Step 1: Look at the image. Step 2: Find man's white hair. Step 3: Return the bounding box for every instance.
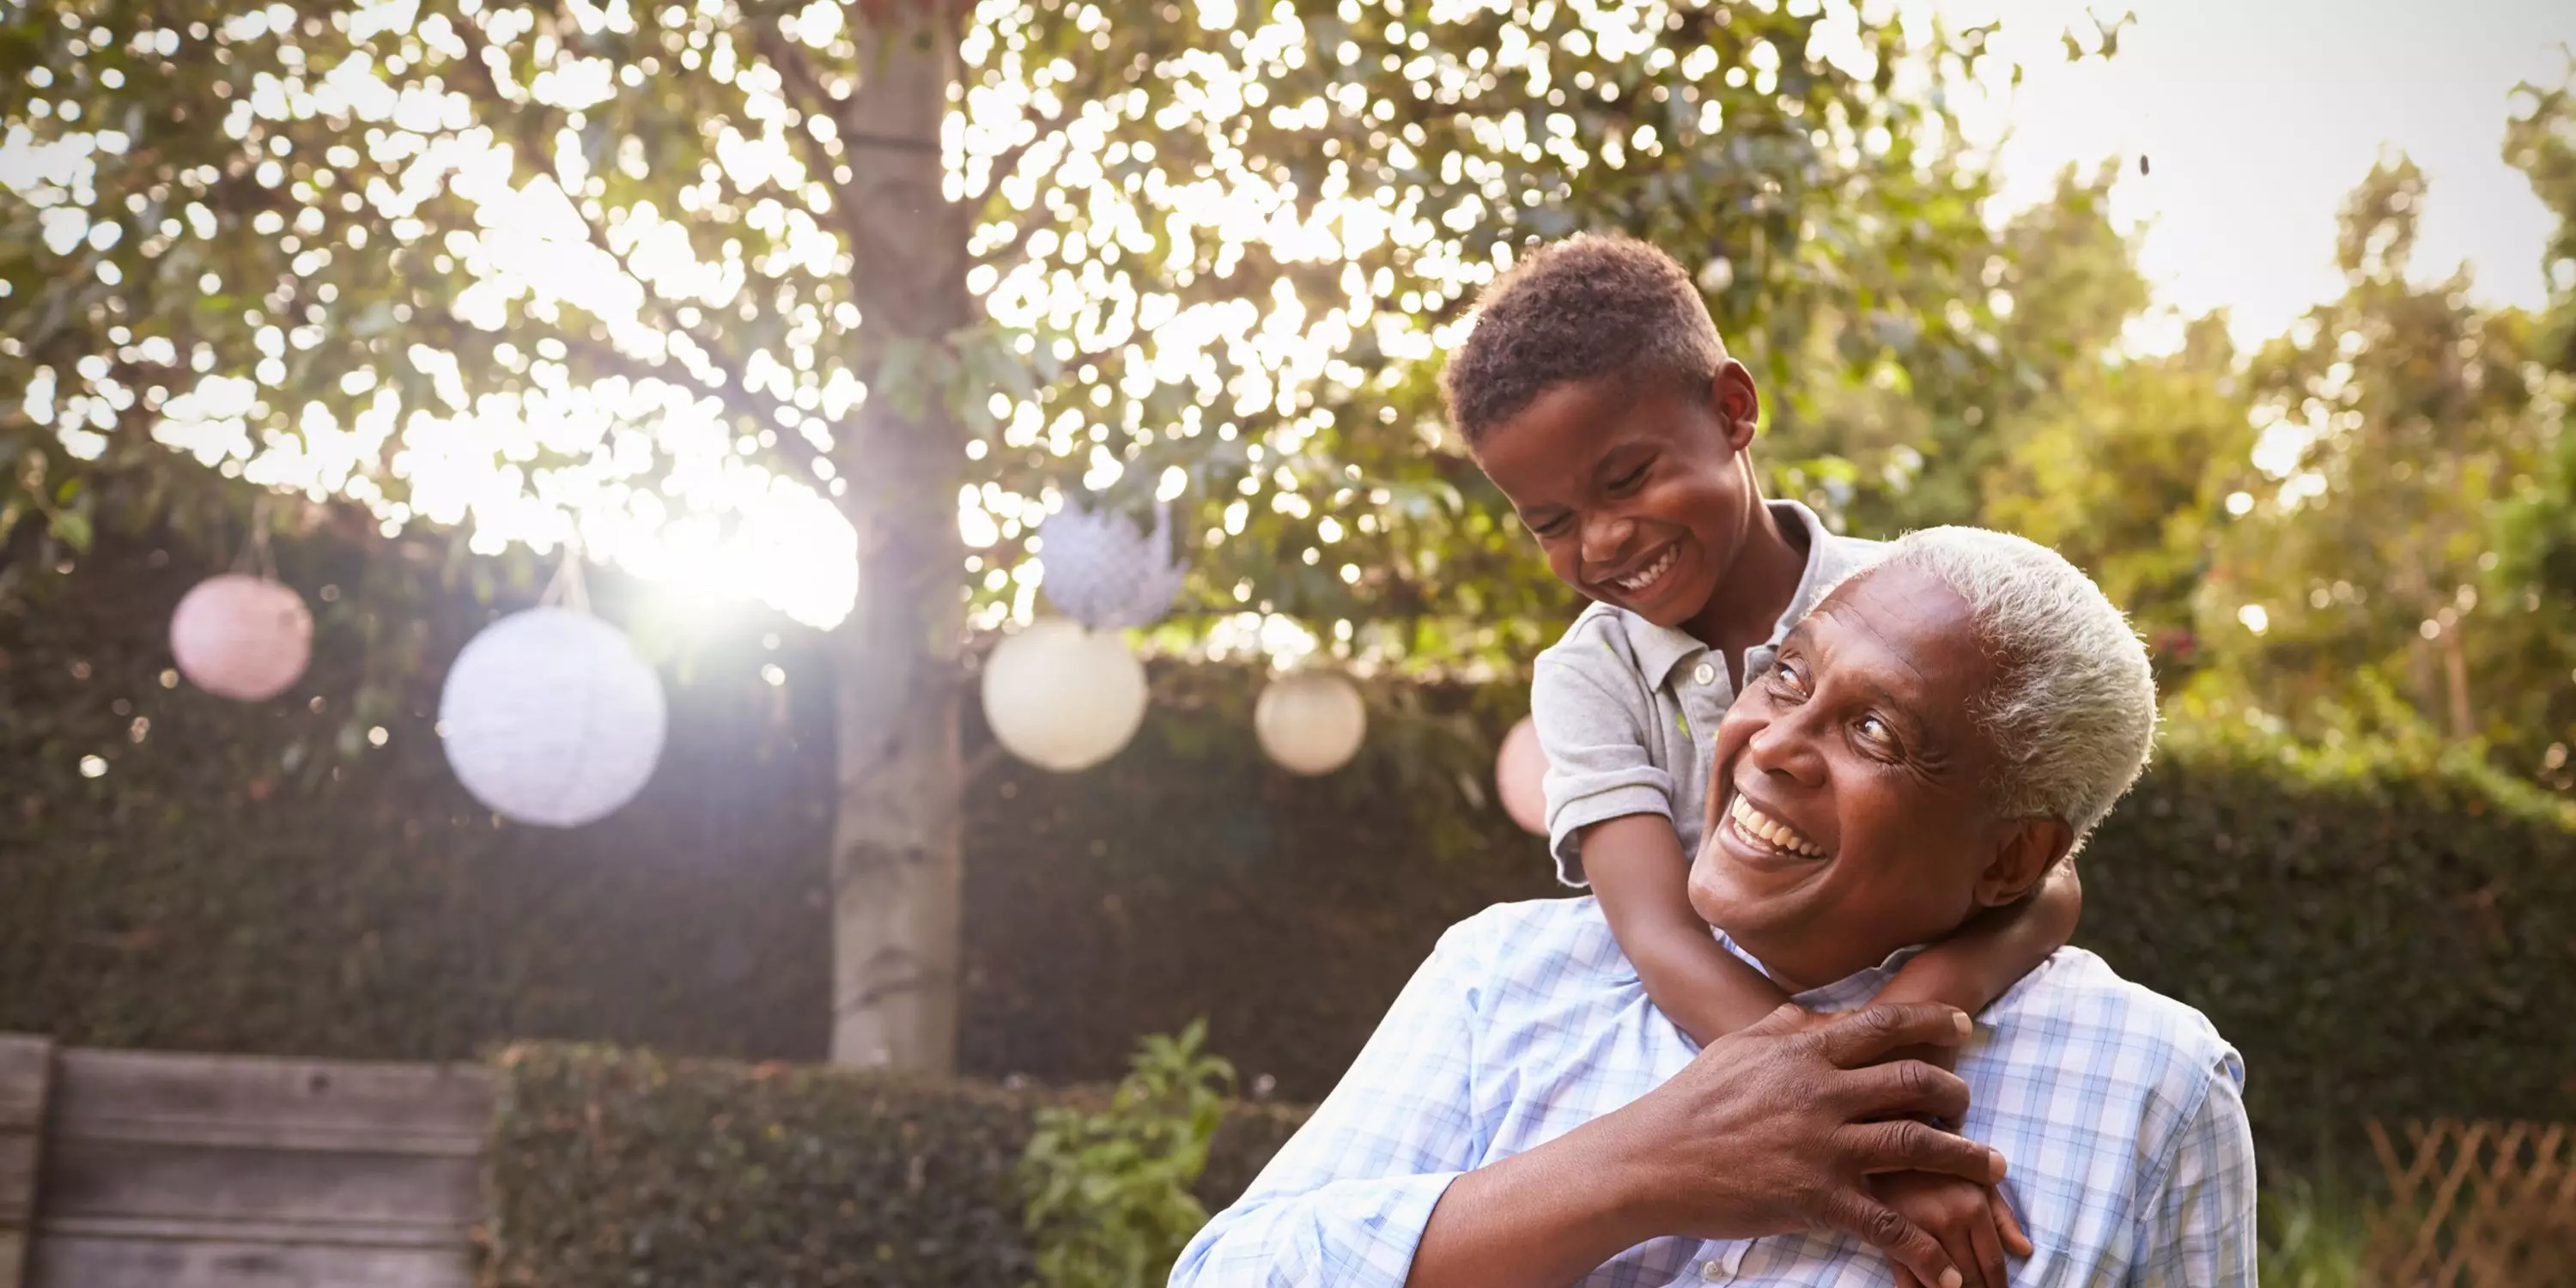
[1827,526,2157,852]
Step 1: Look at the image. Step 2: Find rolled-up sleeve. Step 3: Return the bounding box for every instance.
[2128,1053,2258,1286]
[1170,922,1493,1288]
[1533,648,1671,887]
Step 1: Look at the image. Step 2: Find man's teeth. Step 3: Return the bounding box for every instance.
[1729,796,1824,858]
[1613,548,1677,593]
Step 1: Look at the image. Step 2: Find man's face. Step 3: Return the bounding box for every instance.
[1686,563,2039,992]
[1469,367,1761,629]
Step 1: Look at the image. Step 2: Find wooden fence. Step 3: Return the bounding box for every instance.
[0,1034,489,1288]
[0,1038,46,1288]
[2368,1119,2576,1288]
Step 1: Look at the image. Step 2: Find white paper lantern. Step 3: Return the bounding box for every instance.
[1037,501,1188,630]
[438,607,666,828]
[1255,671,1367,776]
[981,618,1148,773]
[1496,715,1548,835]
[169,574,313,702]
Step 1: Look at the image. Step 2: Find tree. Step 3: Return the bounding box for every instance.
[2189,156,2555,761]
[1,0,2014,1068]
[2491,70,2576,790]
[1980,313,2253,669]
[1971,168,2257,672]
[1771,160,2154,539]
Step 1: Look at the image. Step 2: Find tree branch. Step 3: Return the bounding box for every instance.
[972,212,1048,271]
[406,307,829,489]
[428,20,832,491]
[563,332,829,484]
[444,12,556,167]
[755,25,845,135]
[969,127,1049,210]
[750,27,874,246]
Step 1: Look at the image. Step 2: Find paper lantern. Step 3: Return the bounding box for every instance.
[1255,671,1366,776]
[1037,501,1188,630]
[438,607,666,828]
[1496,715,1547,835]
[169,574,313,702]
[981,618,1148,773]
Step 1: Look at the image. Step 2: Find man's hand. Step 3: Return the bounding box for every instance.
[1873,1172,2033,1288]
[1607,1001,2008,1288]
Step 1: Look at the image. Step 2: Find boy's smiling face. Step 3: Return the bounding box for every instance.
[1470,362,1764,629]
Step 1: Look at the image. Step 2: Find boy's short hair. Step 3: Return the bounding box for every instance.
[1440,234,1728,444]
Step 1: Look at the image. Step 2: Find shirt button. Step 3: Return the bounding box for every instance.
[1701,1258,1726,1280]
[1692,661,1717,686]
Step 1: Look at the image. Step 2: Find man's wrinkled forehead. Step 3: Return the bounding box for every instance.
[1785,565,1974,702]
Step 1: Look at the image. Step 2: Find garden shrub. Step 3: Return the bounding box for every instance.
[477,1040,1302,1288]
[1019,1019,1236,1288]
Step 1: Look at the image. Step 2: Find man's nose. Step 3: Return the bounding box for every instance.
[1744,707,1829,787]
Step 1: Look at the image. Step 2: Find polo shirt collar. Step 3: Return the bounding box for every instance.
[1715,930,1928,1014]
[1613,499,1857,690]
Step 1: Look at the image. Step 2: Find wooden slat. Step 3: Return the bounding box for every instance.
[0,1139,36,1236]
[27,1234,470,1288]
[38,1137,483,1230]
[46,1048,490,1145]
[44,1215,466,1250]
[0,1039,47,1134]
[0,1035,52,1288]
[30,1048,491,1288]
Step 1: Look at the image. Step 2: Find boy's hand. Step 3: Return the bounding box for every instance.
[1772,1003,1837,1035]
[1870,1171,2032,1288]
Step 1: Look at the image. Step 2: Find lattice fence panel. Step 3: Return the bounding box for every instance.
[2366,1119,2576,1288]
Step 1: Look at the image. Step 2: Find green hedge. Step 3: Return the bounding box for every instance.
[478,1042,1303,1287]
[7,536,2576,1180]
[2074,726,2576,1172]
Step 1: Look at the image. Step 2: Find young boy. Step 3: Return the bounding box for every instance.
[1443,234,2081,1288]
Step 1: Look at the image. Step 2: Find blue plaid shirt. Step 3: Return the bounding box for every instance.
[1172,897,2255,1287]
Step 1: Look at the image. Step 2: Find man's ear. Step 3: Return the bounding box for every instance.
[1977,817,2075,907]
[1712,360,1760,453]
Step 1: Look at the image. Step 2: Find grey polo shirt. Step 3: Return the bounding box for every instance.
[1532,500,1881,886]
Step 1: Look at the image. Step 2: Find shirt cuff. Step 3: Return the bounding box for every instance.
[1173,1170,1464,1288]
[1547,784,1675,887]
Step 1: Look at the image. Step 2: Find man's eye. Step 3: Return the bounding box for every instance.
[1607,464,1649,493]
[1768,662,1807,697]
[1856,715,1898,749]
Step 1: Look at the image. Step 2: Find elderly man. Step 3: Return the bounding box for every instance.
[1172,528,2256,1288]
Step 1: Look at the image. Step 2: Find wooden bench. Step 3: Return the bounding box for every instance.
[0,1036,48,1288]
[1,1036,491,1288]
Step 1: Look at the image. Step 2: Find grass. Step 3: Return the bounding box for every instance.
[2259,1175,2369,1288]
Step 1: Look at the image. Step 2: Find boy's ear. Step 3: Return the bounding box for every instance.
[1976,817,2074,907]
[1713,360,1760,453]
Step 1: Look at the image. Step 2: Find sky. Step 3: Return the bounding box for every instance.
[1946,0,2576,350]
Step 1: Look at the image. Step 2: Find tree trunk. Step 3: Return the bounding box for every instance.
[829,4,969,1072]
[2439,623,2474,741]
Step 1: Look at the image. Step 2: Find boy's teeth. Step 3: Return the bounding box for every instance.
[1614,548,1674,592]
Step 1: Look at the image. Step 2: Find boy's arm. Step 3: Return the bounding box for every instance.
[1877,860,2082,1024]
[1529,649,1793,1044]
[1867,866,2079,1286]
[1584,814,1793,1047]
